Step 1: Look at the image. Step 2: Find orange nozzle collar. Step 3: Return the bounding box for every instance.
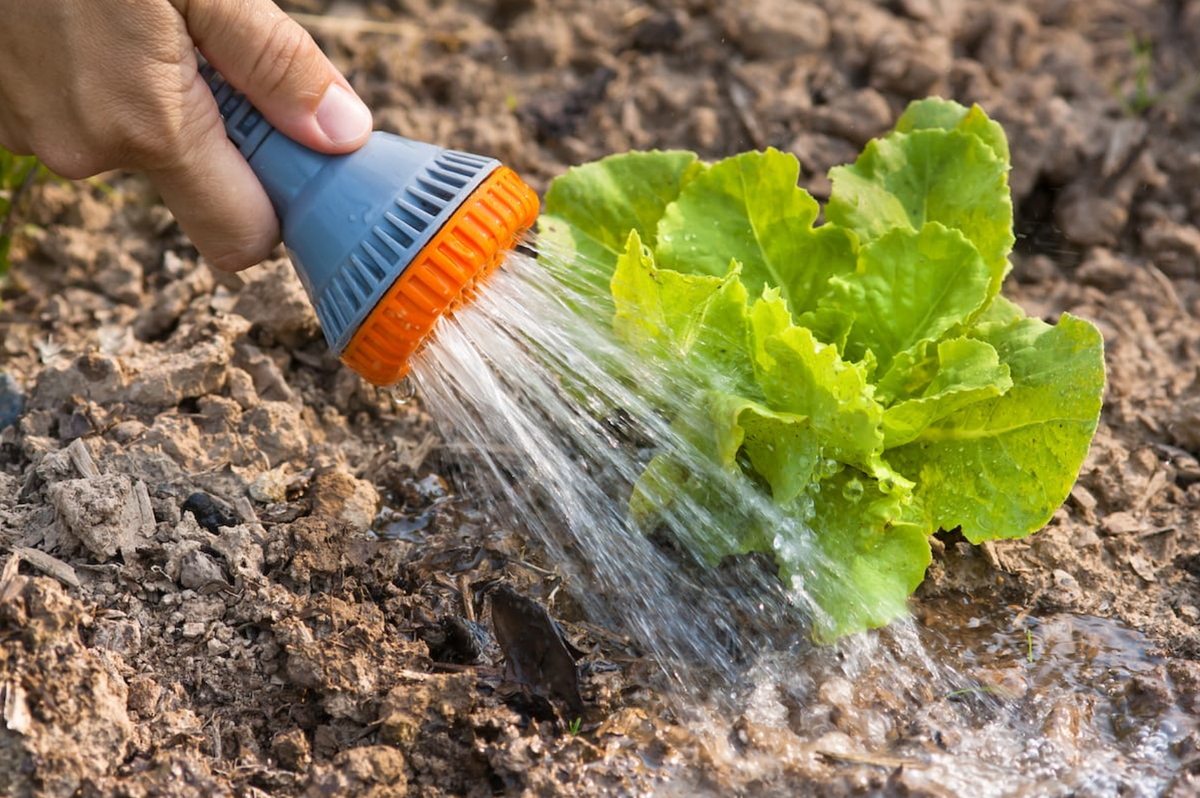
[340,166,539,386]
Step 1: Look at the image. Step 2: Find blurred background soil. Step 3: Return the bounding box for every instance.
[1,0,1199,795]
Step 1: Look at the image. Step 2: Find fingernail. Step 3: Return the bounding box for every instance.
[315,83,372,145]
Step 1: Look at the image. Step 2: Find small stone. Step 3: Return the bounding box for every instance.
[1178,605,1200,623]
[817,677,855,712]
[126,675,162,716]
[241,402,309,468]
[1128,553,1158,583]
[1076,248,1132,291]
[232,258,318,348]
[690,106,721,151]
[181,621,207,639]
[109,420,146,444]
[722,0,829,59]
[125,336,231,407]
[271,728,312,772]
[506,13,573,69]
[249,466,290,504]
[1069,484,1098,513]
[810,88,893,146]
[235,345,294,403]
[1070,527,1101,549]
[226,367,259,410]
[1053,569,1078,589]
[93,249,144,306]
[1140,219,1200,279]
[306,746,407,796]
[206,638,230,656]
[48,474,142,561]
[212,525,264,579]
[91,617,143,656]
[630,10,685,52]
[413,474,448,501]
[179,550,226,591]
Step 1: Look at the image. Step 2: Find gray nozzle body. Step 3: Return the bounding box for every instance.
[199,63,500,354]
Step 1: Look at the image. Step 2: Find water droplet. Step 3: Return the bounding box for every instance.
[390,376,416,406]
[842,477,864,502]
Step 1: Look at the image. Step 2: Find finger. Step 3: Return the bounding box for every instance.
[179,0,372,153]
[0,122,32,158]
[147,72,280,272]
[0,100,35,156]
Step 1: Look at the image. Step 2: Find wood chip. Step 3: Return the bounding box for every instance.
[134,479,156,532]
[2,681,33,735]
[66,438,101,479]
[234,496,260,526]
[11,546,80,589]
[1100,511,1143,536]
[1128,553,1158,583]
[0,552,25,605]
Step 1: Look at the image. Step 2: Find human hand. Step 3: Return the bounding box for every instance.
[0,0,373,271]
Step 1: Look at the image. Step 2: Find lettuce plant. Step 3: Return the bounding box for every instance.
[539,99,1105,640]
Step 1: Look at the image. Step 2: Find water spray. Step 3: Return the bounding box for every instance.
[200,63,540,386]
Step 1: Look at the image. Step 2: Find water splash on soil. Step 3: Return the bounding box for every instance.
[409,245,1190,795]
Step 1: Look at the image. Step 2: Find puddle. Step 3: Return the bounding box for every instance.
[893,600,1192,797]
[375,510,433,541]
[597,604,1193,797]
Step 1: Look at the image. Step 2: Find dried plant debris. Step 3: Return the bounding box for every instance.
[490,582,585,716]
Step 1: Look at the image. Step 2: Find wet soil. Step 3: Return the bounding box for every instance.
[2,0,1199,795]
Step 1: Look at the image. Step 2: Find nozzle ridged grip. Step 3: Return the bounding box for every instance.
[310,148,499,352]
[198,62,273,159]
[341,166,540,385]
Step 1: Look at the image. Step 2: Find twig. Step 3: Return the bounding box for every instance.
[1144,261,1189,317]
[726,79,766,150]
[816,749,928,770]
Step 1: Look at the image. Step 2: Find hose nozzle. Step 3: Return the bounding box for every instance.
[202,64,539,385]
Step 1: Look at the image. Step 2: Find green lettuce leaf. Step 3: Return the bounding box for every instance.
[793,472,932,643]
[894,97,1010,165]
[886,314,1105,542]
[656,149,857,311]
[882,337,1012,448]
[541,150,701,276]
[827,128,1014,299]
[539,96,1105,641]
[751,306,884,475]
[611,229,752,387]
[828,222,993,374]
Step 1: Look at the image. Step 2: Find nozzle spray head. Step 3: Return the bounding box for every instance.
[201,64,539,386]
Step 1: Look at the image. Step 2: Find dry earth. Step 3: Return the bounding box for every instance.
[2,0,1200,795]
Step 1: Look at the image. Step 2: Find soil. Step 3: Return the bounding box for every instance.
[2,0,1200,796]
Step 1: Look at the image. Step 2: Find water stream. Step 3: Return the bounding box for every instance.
[407,245,1191,795]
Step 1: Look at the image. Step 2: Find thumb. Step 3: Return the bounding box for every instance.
[179,0,372,153]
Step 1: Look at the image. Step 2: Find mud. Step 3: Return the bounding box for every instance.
[1,0,1199,795]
